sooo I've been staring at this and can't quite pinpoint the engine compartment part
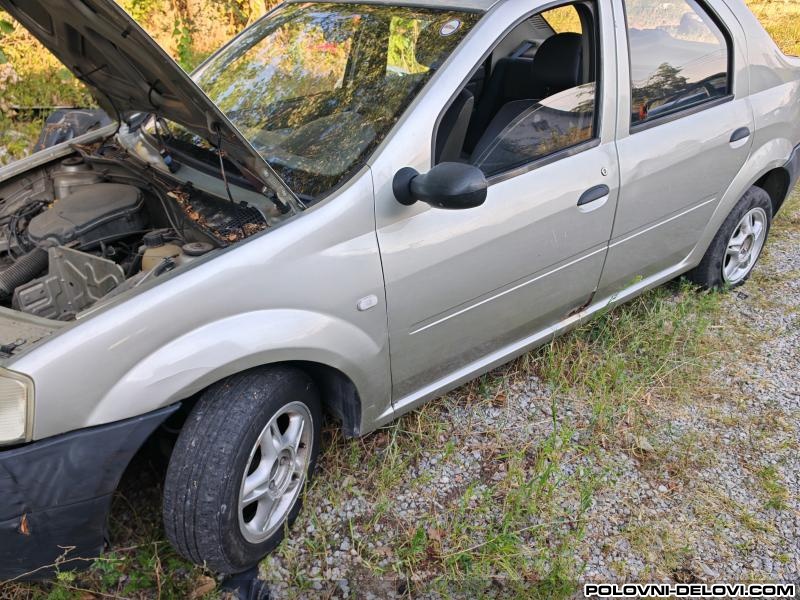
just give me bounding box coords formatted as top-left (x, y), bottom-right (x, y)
top-left (0, 248), bottom-right (48, 299)
top-left (0, 307), bottom-right (62, 358)
top-left (0, 144), bottom-right (278, 324)
top-left (33, 110), bottom-right (113, 154)
top-left (170, 191), bottom-right (268, 244)
top-left (13, 247), bottom-right (126, 320)
top-left (52, 157), bottom-right (102, 201)
top-left (28, 184), bottom-right (146, 248)
top-left (182, 242), bottom-right (215, 257)
top-left (142, 241), bottom-right (182, 272)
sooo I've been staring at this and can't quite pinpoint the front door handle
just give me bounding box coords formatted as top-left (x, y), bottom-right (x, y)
top-left (730, 127), bottom-right (751, 143)
top-left (577, 184), bottom-right (610, 207)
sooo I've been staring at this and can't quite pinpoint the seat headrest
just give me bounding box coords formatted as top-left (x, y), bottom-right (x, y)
top-left (531, 32), bottom-right (584, 95)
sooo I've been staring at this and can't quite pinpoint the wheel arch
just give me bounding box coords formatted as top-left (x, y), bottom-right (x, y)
top-left (106, 360), bottom-right (363, 557)
top-left (170, 360), bottom-right (364, 438)
top-left (753, 166), bottom-right (792, 216)
top-left (86, 309), bottom-right (388, 438)
top-left (688, 143), bottom-right (796, 270)
top-left (286, 361), bottom-right (363, 437)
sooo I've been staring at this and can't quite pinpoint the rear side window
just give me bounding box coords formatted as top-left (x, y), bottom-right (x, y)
top-left (624, 0), bottom-right (730, 127)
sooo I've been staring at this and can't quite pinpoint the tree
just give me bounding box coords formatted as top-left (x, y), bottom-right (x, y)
top-left (632, 62), bottom-right (689, 109)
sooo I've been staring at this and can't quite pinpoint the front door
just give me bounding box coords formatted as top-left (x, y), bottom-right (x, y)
top-left (373, 0), bottom-right (620, 403)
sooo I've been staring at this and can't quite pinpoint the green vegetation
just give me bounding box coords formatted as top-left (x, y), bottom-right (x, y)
top-left (748, 0), bottom-right (800, 57)
top-left (0, 17), bottom-right (13, 63)
top-left (0, 117), bottom-right (41, 165)
top-left (0, 13), bottom-right (91, 108)
top-left (755, 465), bottom-right (790, 511)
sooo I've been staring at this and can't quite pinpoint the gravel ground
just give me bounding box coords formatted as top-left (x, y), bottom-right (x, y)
top-left (580, 210), bottom-right (800, 583)
top-left (257, 191), bottom-right (800, 598)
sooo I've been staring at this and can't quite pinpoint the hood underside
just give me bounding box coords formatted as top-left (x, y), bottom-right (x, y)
top-left (0, 0), bottom-right (300, 209)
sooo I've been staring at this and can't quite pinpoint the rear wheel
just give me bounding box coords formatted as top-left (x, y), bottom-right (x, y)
top-left (163, 366), bottom-right (321, 573)
top-left (687, 187), bottom-right (772, 289)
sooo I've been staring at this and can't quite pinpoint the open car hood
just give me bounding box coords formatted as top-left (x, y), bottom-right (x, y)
top-left (0, 0), bottom-right (301, 210)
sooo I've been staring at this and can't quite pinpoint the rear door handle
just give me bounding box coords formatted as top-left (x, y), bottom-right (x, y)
top-left (730, 127), bottom-right (751, 143)
top-left (577, 184), bottom-right (610, 207)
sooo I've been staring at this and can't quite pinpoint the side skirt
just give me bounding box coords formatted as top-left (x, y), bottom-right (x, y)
top-left (372, 258), bottom-right (694, 431)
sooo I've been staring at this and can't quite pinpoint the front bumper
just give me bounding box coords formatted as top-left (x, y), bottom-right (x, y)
top-left (0, 405), bottom-right (179, 582)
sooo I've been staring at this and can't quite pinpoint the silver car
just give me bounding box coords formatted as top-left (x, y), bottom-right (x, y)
top-left (0, 0), bottom-right (798, 580)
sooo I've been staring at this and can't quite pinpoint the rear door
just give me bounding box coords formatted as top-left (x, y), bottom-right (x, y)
top-left (598, 0), bottom-right (753, 296)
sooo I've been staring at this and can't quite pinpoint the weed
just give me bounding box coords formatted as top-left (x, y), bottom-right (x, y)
top-left (754, 465), bottom-right (790, 511)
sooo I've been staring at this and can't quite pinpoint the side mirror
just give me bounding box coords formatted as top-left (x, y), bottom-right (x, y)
top-left (393, 162), bottom-right (488, 210)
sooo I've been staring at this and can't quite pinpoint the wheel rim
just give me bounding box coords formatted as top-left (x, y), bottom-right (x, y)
top-left (238, 401), bottom-right (313, 544)
top-left (722, 207), bottom-right (767, 285)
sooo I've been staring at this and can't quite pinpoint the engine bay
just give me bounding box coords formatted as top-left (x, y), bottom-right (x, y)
top-left (0, 142), bottom-right (277, 323)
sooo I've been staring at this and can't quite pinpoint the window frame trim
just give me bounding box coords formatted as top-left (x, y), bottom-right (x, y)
top-left (629, 93), bottom-right (733, 133)
top-left (429, 0), bottom-right (604, 184)
top-left (486, 137), bottom-right (602, 185)
top-left (621, 0), bottom-right (735, 133)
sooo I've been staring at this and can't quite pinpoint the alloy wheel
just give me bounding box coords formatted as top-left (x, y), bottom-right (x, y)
top-left (722, 207), bottom-right (768, 285)
top-left (238, 401), bottom-right (313, 544)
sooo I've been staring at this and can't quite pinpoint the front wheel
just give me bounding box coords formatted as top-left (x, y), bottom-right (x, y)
top-left (687, 186), bottom-right (772, 289)
top-left (163, 367), bottom-right (321, 573)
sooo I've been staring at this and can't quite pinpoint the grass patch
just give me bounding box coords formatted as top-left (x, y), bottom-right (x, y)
top-left (534, 282), bottom-right (722, 449)
top-left (746, 0), bottom-right (800, 57)
top-left (622, 521), bottom-right (693, 578)
top-left (754, 465), bottom-right (790, 511)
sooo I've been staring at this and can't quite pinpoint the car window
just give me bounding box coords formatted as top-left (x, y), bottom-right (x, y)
top-left (541, 5), bottom-right (583, 34)
top-left (625, 0), bottom-right (730, 126)
top-left (386, 17), bottom-right (429, 76)
top-left (472, 83), bottom-right (596, 176)
top-left (187, 3), bottom-right (480, 200)
top-left (437, 1), bottom-right (598, 178)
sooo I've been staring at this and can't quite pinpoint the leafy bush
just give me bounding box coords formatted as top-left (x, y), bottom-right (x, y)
top-left (0, 18), bottom-right (13, 63)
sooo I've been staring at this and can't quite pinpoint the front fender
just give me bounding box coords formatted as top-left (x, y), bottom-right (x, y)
top-left (87, 309), bottom-right (388, 429)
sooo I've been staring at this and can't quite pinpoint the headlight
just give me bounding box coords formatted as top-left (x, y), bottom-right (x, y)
top-left (0, 368), bottom-right (34, 445)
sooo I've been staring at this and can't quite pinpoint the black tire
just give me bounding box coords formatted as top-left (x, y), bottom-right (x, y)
top-left (163, 366), bottom-right (321, 574)
top-left (687, 186), bottom-right (772, 289)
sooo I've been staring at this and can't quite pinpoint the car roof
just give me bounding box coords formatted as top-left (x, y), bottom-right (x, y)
top-left (286, 0), bottom-right (499, 12)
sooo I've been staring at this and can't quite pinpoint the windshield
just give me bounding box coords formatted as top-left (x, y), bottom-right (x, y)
top-left (183, 2), bottom-right (479, 199)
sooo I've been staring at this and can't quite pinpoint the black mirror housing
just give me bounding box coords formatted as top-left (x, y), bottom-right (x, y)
top-left (393, 162), bottom-right (488, 210)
